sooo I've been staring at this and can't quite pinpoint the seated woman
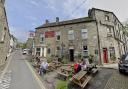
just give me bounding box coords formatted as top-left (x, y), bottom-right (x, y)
top-left (80, 59), bottom-right (87, 71)
top-left (73, 60), bottom-right (81, 74)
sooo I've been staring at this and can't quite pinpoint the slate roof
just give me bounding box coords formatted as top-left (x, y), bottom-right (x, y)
top-left (36, 17), bottom-right (95, 29)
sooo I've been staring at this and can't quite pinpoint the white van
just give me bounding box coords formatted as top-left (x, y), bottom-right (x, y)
top-left (22, 49), bottom-right (28, 55)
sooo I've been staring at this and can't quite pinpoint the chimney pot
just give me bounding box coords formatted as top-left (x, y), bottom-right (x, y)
top-left (45, 19), bottom-right (49, 24)
top-left (56, 17), bottom-right (59, 22)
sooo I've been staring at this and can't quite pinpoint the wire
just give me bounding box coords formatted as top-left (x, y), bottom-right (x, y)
top-left (66, 0), bottom-right (88, 18)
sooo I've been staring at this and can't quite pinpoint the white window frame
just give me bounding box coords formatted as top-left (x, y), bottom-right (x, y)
top-left (0, 27), bottom-right (6, 42)
top-left (56, 31), bottom-right (61, 41)
top-left (105, 15), bottom-right (109, 21)
top-left (68, 30), bottom-right (74, 40)
top-left (39, 33), bottom-right (45, 43)
top-left (107, 27), bottom-right (112, 33)
top-left (83, 46), bottom-right (88, 57)
top-left (81, 29), bottom-right (87, 39)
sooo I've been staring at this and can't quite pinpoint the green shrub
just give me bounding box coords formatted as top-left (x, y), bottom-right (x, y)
top-left (62, 59), bottom-right (68, 64)
top-left (111, 55), bottom-right (116, 61)
top-left (88, 55), bottom-right (94, 63)
top-left (78, 53), bottom-right (82, 59)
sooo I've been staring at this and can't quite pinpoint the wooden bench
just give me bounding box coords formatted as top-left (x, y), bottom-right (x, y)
top-left (57, 72), bottom-right (69, 80)
top-left (70, 70), bottom-right (91, 88)
top-left (81, 76), bottom-right (91, 89)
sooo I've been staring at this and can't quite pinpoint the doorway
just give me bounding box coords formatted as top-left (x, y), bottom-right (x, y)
top-left (103, 48), bottom-right (107, 63)
top-left (69, 49), bottom-right (74, 61)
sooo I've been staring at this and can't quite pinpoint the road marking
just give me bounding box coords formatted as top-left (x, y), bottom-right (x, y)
top-left (24, 59), bottom-right (46, 89)
top-left (0, 70), bottom-right (12, 89)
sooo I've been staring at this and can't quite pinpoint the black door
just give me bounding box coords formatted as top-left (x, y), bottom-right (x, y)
top-left (69, 49), bottom-right (74, 61)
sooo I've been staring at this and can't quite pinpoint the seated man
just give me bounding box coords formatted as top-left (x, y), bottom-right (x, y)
top-left (39, 59), bottom-right (49, 76)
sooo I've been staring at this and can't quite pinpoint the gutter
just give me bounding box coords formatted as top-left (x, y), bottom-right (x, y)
top-left (96, 21), bottom-right (102, 65)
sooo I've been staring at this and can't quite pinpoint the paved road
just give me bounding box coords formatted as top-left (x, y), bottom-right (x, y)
top-left (1, 50), bottom-right (42, 89)
top-left (104, 71), bottom-right (128, 89)
top-left (68, 68), bottom-right (116, 89)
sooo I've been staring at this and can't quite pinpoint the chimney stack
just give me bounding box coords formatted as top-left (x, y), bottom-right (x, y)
top-left (45, 19), bottom-right (49, 24)
top-left (56, 17), bottom-right (59, 22)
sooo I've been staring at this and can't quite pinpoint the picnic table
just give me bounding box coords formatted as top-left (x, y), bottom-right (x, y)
top-left (48, 63), bottom-right (56, 70)
top-left (70, 70), bottom-right (91, 89)
top-left (52, 61), bottom-right (62, 68)
top-left (58, 66), bottom-right (73, 80)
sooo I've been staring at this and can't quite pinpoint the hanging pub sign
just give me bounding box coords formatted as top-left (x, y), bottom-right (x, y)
top-left (29, 30), bottom-right (35, 38)
top-left (45, 31), bottom-right (55, 38)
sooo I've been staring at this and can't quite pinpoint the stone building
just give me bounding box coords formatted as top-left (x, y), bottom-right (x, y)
top-left (0, 0), bottom-right (10, 66)
top-left (34, 8), bottom-right (127, 64)
top-left (9, 35), bottom-right (17, 53)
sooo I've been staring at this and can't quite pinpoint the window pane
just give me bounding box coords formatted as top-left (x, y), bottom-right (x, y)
top-left (81, 29), bottom-right (87, 33)
top-left (40, 33), bottom-right (44, 42)
top-left (105, 15), bottom-right (109, 21)
top-left (57, 35), bottom-right (60, 40)
top-left (81, 29), bottom-right (87, 39)
top-left (68, 34), bottom-right (74, 40)
top-left (36, 48), bottom-right (40, 51)
top-left (82, 33), bottom-right (87, 39)
top-left (68, 30), bottom-right (74, 34)
top-left (57, 46), bottom-right (60, 50)
top-left (56, 31), bottom-right (60, 35)
top-left (107, 27), bottom-right (111, 33)
top-left (47, 48), bottom-right (51, 54)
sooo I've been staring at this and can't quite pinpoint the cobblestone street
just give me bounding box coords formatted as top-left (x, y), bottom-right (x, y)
top-left (104, 71), bottom-right (128, 89)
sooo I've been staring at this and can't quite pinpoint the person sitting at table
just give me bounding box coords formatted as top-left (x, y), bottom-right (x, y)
top-left (73, 60), bottom-right (81, 74)
top-left (80, 58), bottom-right (87, 71)
top-left (39, 59), bottom-right (49, 76)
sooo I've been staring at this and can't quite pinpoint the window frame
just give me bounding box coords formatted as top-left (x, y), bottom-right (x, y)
top-left (105, 15), bottom-right (109, 21)
top-left (39, 33), bottom-right (45, 43)
top-left (81, 29), bottom-right (88, 39)
top-left (68, 30), bottom-right (74, 40)
top-left (56, 31), bottom-right (61, 41)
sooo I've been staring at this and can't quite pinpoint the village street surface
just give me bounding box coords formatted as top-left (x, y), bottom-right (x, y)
top-left (0, 50), bottom-right (43, 89)
top-left (0, 50), bottom-right (128, 89)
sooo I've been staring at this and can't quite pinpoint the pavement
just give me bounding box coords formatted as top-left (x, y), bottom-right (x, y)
top-left (104, 71), bottom-right (128, 89)
top-left (101, 63), bottom-right (118, 70)
top-left (68, 68), bottom-right (116, 89)
top-left (0, 50), bottom-right (46, 89)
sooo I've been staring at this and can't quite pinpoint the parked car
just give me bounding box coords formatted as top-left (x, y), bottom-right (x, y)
top-left (118, 54), bottom-right (128, 73)
top-left (22, 49), bottom-right (28, 55)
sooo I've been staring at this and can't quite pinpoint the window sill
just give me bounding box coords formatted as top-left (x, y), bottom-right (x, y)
top-left (0, 41), bottom-right (4, 43)
top-left (56, 40), bottom-right (60, 42)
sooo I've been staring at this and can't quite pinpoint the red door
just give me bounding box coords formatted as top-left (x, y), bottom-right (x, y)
top-left (103, 48), bottom-right (107, 63)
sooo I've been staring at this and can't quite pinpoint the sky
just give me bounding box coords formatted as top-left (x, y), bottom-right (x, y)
top-left (5, 0), bottom-right (128, 42)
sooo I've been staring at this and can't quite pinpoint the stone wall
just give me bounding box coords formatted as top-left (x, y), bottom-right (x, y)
top-left (0, 1), bottom-right (10, 66)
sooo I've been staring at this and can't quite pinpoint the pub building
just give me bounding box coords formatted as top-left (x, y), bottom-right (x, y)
top-left (33, 8), bottom-right (127, 65)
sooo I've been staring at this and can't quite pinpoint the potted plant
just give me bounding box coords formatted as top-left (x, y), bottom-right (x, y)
top-left (110, 55), bottom-right (116, 63)
top-left (88, 55), bottom-right (94, 64)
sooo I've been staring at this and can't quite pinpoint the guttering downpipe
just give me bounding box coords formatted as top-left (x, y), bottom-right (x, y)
top-left (96, 21), bottom-right (102, 65)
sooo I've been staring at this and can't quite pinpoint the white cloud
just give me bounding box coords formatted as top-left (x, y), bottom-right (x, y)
top-left (62, 0), bottom-right (89, 18)
top-left (25, 15), bottom-right (38, 21)
top-left (29, 0), bottom-right (39, 6)
top-left (43, 0), bottom-right (128, 22)
top-left (44, 0), bottom-right (58, 12)
top-left (10, 26), bottom-right (29, 42)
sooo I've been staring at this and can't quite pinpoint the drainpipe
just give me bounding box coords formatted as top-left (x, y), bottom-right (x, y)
top-left (96, 21), bottom-right (102, 65)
